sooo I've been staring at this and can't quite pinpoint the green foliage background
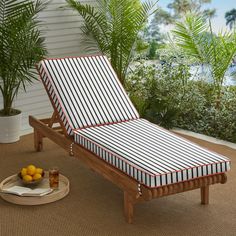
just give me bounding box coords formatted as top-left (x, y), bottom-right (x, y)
top-left (126, 61), bottom-right (236, 142)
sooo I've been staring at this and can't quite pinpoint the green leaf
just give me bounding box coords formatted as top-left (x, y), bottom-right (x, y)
top-left (0, 0), bottom-right (47, 115)
top-left (66, 0), bottom-right (158, 84)
top-left (172, 12), bottom-right (236, 105)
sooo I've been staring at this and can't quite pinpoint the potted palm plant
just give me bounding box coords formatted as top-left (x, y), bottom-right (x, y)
top-left (0, 0), bottom-right (47, 143)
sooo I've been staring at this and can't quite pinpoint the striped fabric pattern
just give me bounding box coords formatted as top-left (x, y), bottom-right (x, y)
top-left (38, 55), bottom-right (139, 135)
top-left (74, 119), bottom-right (230, 188)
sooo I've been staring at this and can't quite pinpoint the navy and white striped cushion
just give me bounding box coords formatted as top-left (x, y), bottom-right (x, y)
top-left (74, 119), bottom-right (230, 188)
top-left (38, 55), bottom-right (139, 135)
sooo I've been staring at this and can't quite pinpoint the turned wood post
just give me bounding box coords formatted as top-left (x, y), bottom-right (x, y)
top-left (124, 191), bottom-right (134, 224)
top-left (201, 186), bottom-right (209, 205)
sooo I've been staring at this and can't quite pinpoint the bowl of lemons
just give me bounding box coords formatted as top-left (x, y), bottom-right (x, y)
top-left (18, 165), bottom-right (44, 187)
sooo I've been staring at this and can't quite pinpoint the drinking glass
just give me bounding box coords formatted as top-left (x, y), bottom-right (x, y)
top-left (49, 167), bottom-right (59, 189)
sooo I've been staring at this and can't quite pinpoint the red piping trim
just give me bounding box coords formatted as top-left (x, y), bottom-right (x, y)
top-left (142, 119), bottom-right (231, 161)
top-left (36, 63), bottom-right (74, 134)
top-left (36, 57), bottom-right (230, 188)
top-left (147, 172), bottom-right (228, 189)
top-left (38, 53), bottom-right (104, 65)
top-left (37, 54), bottom-right (140, 132)
top-left (74, 135), bottom-right (229, 188)
top-left (75, 131), bottom-right (153, 176)
top-left (36, 55), bottom-right (231, 186)
top-left (74, 118), bottom-right (139, 131)
top-left (75, 141), bottom-right (157, 186)
top-left (102, 56), bottom-right (140, 119)
top-left (75, 129), bottom-right (230, 178)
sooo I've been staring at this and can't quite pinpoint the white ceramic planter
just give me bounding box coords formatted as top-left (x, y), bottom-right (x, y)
top-left (0, 112), bottom-right (22, 143)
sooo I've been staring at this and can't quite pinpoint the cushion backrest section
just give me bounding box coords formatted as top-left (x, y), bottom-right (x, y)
top-left (38, 55), bottom-right (139, 135)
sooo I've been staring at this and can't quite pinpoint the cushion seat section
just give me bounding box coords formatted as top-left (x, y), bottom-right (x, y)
top-left (74, 119), bottom-right (230, 188)
top-left (38, 55), bottom-right (139, 136)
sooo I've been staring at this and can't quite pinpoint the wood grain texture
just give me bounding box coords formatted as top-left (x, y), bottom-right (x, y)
top-left (29, 115), bottom-right (228, 223)
top-left (201, 186), bottom-right (209, 205)
top-left (124, 191), bottom-right (134, 224)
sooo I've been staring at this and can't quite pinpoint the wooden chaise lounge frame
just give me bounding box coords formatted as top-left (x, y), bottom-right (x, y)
top-left (29, 109), bottom-right (227, 223)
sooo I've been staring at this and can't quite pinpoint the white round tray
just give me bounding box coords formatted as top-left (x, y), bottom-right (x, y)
top-left (0, 172), bottom-right (69, 205)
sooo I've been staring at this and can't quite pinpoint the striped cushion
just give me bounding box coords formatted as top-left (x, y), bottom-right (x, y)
top-left (38, 55), bottom-right (139, 135)
top-left (74, 119), bottom-right (230, 188)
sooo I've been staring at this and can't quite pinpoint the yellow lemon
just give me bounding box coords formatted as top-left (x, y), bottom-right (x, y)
top-left (35, 168), bottom-right (43, 175)
top-left (21, 168), bottom-right (27, 177)
top-left (27, 165), bottom-right (36, 176)
top-left (23, 175), bottom-right (33, 182)
top-left (32, 173), bottom-right (42, 181)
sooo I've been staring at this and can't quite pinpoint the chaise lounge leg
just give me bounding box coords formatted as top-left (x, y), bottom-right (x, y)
top-left (124, 191), bottom-right (134, 224)
top-left (34, 129), bottom-right (43, 152)
top-left (201, 186), bottom-right (209, 205)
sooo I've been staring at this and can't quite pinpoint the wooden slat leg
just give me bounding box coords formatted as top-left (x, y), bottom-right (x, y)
top-left (34, 129), bottom-right (43, 152)
top-left (201, 186), bottom-right (209, 205)
top-left (124, 191), bottom-right (134, 224)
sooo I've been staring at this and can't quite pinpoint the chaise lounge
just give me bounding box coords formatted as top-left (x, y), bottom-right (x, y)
top-left (29, 55), bottom-right (230, 223)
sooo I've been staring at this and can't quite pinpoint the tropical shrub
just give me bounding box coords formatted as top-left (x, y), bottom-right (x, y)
top-left (177, 85), bottom-right (236, 142)
top-left (126, 60), bottom-right (193, 128)
top-left (126, 62), bottom-right (236, 142)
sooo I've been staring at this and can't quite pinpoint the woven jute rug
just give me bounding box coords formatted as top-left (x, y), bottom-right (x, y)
top-left (0, 134), bottom-right (235, 236)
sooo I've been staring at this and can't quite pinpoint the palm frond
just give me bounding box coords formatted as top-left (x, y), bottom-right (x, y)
top-left (0, 0), bottom-right (47, 115)
top-left (66, 0), bottom-right (109, 53)
top-left (67, 0), bottom-right (158, 84)
top-left (172, 12), bottom-right (236, 105)
top-left (172, 12), bottom-right (209, 62)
